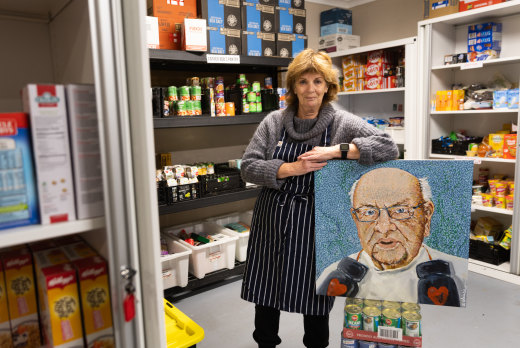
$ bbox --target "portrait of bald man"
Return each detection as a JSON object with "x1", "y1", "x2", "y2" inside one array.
[{"x1": 314, "y1": 163, "x2": 472, "y2": 307}]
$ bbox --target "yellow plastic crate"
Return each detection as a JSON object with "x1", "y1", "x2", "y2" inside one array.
[{"x1": 164, "y1": 299, "x2": 205, "y2": 348}]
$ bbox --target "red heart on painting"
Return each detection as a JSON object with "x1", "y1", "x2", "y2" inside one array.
[
  {"x1": 327, "y1": 278, "x2": 347, "y2": 296},
  {"x1": 427, "y1": 286, "x2": 449, "y2": 305}
]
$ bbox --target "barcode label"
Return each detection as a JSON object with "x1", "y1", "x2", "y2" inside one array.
[{"x1": 377, "y1": 326, "x2": 403, "y2": 341}]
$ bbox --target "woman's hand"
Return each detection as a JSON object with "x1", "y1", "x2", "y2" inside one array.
[
  {"x1": 276, "y1": 157, "x2": 327, "y2": 179},
  {"x1": 298, "y1": 144, "x2": 361, "y2": 161}
]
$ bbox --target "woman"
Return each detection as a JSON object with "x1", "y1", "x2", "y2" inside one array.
[{"x1": 240, "y1": 48, "x2": 398, "y2": 348}]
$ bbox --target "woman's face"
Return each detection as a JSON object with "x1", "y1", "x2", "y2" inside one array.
[{"x1": 293, "y1": 72, "x2": 328, "y2": 110}]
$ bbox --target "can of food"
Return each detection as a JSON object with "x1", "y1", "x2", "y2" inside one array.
[
  {"x1": 249, "y1": 101, "x2": 257, "y2": 113},
  {"x1": 175, "y1": 100, "x2": 187, "y2": 116},
  {"x1": 167, "y1": 86, "x2": 178, "y2": 101},
  {"x1": 243, "y1": 99, "x2": 250, "y2": 114},
  {"x1": 179, "y1": 86, "x2": 190, "y2": 101},
  {"x1": 401, "y1": 302, "x2": 420, "y2": 313},
  {"x1": 185, "y1": 100, "x2": 195, "y2": 115},
  {"x1": 247, "y1": 91, "x2": 257, "y2": 103},
  {"x1": 193, "y1": 100, "x2": 202, "y2": 115},
  {"x1": 382, "y1": 301, "x2": 401, "y2": 312},
  {"x1": 357, "y1": 341, "x2": 377, "y2": 348},
  {"x1": 402, "y1": 310, "x2": 421, "y2": 337},
  {"x1": 345, "y1": 297, "x2": 364, "y2": 307},
  {"x1": 256, "y1": 101, "x2": 262, "y2": 112},
  {"x1": 377, "y1": 344, "x2": 397, "y2": 348},
  {"x1": 381, "y1": 308, "x2": 401, "y2": 328},
  {"x1": 252, "y1": 81, "x2": 261, "y2": 92},
  {"x1": 225, "y1": 102, "x2": 235, "y2": 116},
  {"x1": 238, "y1": 74, "x2": 247, "y2": 84},
  {"x1": 340, "y1": 338, "x2": 358, "y2": 348},
  {"x1": 215, "y1": 94, "x2": 225, "y2": 104},
  {"x1": 216, "y1": 102, "x2": 226, "y2": 116},
  {"x1": 363, "y1": 299, "x2": 382, "y2": 309},
  {"x1": 344, "y1": 304, "x2": 362, "y2": 329},
  {"x1": 256, "y1": 91, "x2": 262, "y2": 103},
  {"x1": 361, "y1": 306, "x2": 380, "y2": 332},
  {"x1": 216, "y1": 76, "x2": 225, "y2": 93},
  {"x1": 190, "y1": 76, "x2": 200, "y2": 86},
  {"x1": 190, "y1": 85, "x2": 202, "y2": 101},
  {"x1": 265, "y1": 76, "x2": 273, "y2": 89}
]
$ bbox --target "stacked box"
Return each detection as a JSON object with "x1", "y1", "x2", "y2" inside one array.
[
  {"x1": 22, "y1": 84, "x2": 77, "y2": 224},
  {"x1": 0, "y1": 113, "x2": 40, "y2": 230},
  {"x1": 290, "y1": 7, "x2": 306, "y2": 35},
  {"x1": 318, "y1": 34, "x2": 360, "y2": 53},
  {"x1": 342, "y1": 55, "x2": 364, "y2": 92},
  {"x1": 200, "y1": 0, "x2": 242, "y2": 29},
  {"x1": 467, "y1": 22, "x2": 502, "y2": 61},
  {"x1": 276, "y1": 33, "x2": 294, "y2": 58},
  {"x1": 208, "y1": 27, "x2": 242, "y2": 54},
  {"x1": 364, "y1": 50, "x2": 389, "y2": 90},
  {"x1": 183, "y1": 18, "x2": 208, "y2": 52},
  {"x1": 65, "y1": 84, "x2": 104, "y2": 220},
  {"x1": 241, "y1": 1, "x2": 262, "y2": 32},
  {"x1": 1, "y1": 249, "x2": 41, "y2": 348},
  {"x1": 151, "y1": 0, "x2": 197, "y2": 50},
  {"x1": 460, "y1": 0, "x2": 505, "y2": 12},
  {"x1": 275, "y1": 6, "x2": 293, "y2": 33},
  {"x1": 242, "y1": 31, "x2": 276, "y2": 56},
  {"x1": 320, "y1": 8, "x2": 352, "y2": 36},
  {"x1": 291, "y1": 0, "x2": 304, "y2": 8},
  {"x1": 61, "y1": 242, "x2": 97, "y2": 262},
  {"x1": 0, "y1": 261, "x2": 13, "y2": 348},
  {"x1": 508, "y1": 88, "x2": 519, "y2": 109},
  {"x1": 423, "y1": 0, "x2": 459, "y2": 19},
  {"x1": 73, "y1": 256, "x2": 114, "y2": 348},
  {"x1": 503, "y1": 134, "x2": 517, "y2": 159}
]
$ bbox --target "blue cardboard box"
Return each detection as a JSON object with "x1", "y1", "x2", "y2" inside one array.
[
  {"x1": 320, "y1": 23, "x2": 352, "y2": 36},
  {"x1": 508, "y1": 89, "x2": 519, "y2": 109},
  {"x1": 276, "y1": 33, "x2": 306, "y2": 57},
  {"x1": 293, "y1": 34, "x2": 307, "y2": 57},
  {"x1": 0, "y1": 112, "x2": 40, "y2": 229},
  {"x1": 242, "y1": 1, "x2": 261, "y2": 32},
  {"x1": 467, "y1": 22, "x2": 502, "y2": 57},
  {"x1": 276, "y1": 6, "x2": 293, "y2": 33},
  {"x1": 242, "y1": 31, "x2": 276, "y2": 56},
  {"x1": 207, "y1": 27, "x2": 242, "y2": 54},
  {"x1": 200, "y1": 0, "x2": 242, "y2": 29},
  {"x1": 291, "y1": 7, "x2": 306, "y2": 34},
  {"x1": 320, "y1": 8, "x2": 352, "y2": 26},
  {"x1": 277, "y1": 0, "x2": 291, "y2": 7}
]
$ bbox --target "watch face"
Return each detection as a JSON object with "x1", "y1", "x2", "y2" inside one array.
[{"x1": 340, "y1": 143, "x2": 350, "y2": 152}]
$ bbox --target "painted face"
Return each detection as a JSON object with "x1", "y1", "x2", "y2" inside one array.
[
  {"x1": 351, "y1": 168, "x2": 435, "y2": 270},
  {"x1": 293, "y1": 72, "x2": 328, "y2": 110}
]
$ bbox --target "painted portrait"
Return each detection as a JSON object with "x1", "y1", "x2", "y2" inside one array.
[{"x1": 314, "y1": 160, "x2": 473, "y2": 307}]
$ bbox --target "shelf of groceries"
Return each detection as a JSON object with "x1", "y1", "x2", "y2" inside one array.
[
  {"x1": 429, "y1": 153, "x2": 516, "y2": 163},
  {"x1": 431, "y1": 109, "x2": 519, "y2": 115},
  {"x1": 153, "y1": 112, "x2": 269, "y2": 128},
  {"x1": 472, "y1": 204, "x2": 513, "y2": 215},
  {"x1": 431, "y1": 55, "x2": 520, "y2": 70},
  {"x1": 337, "y1": 87, "x2": 405, "y2": 96}
]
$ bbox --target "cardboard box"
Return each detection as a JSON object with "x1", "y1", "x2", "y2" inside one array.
[
  {"x1": 503, "y1": 134, "x2": 517, "y2": 159},
  {"x1": 277, "y1": 0, "x2": 291, "y2": 7},
  {"x1": 290, "y1": 8, "x2": 306, "y2": 35},
  {"x1": 467, "y1": 22, "x2": 502, "y2": 60},
  {"x1": 424, "y1": 0, "x2": 459, "y2": 19},
  {"x1": 0, "y1": 113, "x2": 40, "y2": 230},
  {"x1": 200, "y1": 0, "x2": 242, "y2": 29},
  {"x1": 318, "y1": 34, "x2": 360, "y2": 53},
  {"x1": 275, "y1": 6, "x2": 292, "y2": 33},
  {"x1": 38, "y1": 264, "x2": 83, "y2": 348},
  {"x1": 320, "y1": 23, "x2": 352, "y2": 36},
  {"x1": 73, "y1": 256, "x2": 114, "y2": 348},
  {"x1": 207, "y1": 27, "x2": 242, "y2": 54},
  {"x1": 22, "y1": 84, "x2": 77, "y2": 224},
  {"x1": 146, "y1": 16, "x2": 160, "y2": 49},
  {"x1": 508, "y1": 88, "x2": 519, "y2": 109},
  {"x1": 242, "y1": 1, "x2": 261, "y2": 32},
  {"x1": 276, "y1": 33, "x2": 294, "y2": 58},
  {"x1": 152, "y1": 0, "x2": 197, "y2": 50},
  {"x1": 61, "y1": 242, "x2": 97, "y2": 262},
  {"x1": 320, "y1": 8, "x2": 352, "y2": 26},
  {"x1": 493, "y1": 90, "x2": 508, "y2": 109},
  {"x1": 489, "y1": 133, "x2": 505, "y2": 158},
  {"x1": 293, "y1": 34, "x2": 307, "y2": 57},
  {"x1": 260, "y1": 4, "x2": 276, "y2": 32},
  {"x1": 183, "y1": 18, "x2": 208, "y2": 51},
  {"x1": 292, "y1": 0, "x2": 305, "y2": 9},
  {"x1": 460, "y1": 0, "x2": 505, "y2": 11},
  {"x1": 65, "y1": 84, "x2": 104, "y2": 220},
  {"x1": 0, "y1": 261, "x2": 14, "y2": 348},
  {"x1": 1, "y1": 249, "x2": 41, "y2": 347},
  {"x1": 242, "y1": 31, "x2": 276, "y2": 56}
]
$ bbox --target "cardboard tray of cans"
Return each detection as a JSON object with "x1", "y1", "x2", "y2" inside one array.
[
  {"x1": 342, "y1": 328, "x2": 422, "y2": 347},
  {"x1": 469, "y1": 238, "x2": 510, "y2": 265}
]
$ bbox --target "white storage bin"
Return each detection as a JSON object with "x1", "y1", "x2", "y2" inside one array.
[
  {"x1": 160, "y1": 235, "x2": 192, "y2": 289},
  {"x1": 163, "y1": 221, "x2": 238, "y2": 279},
  {"x1": 206, "y1": 210, "x2": 252, "y2": 262},
  {"x1": 385, "y1": 126, "x2": 405, "y2": 145}
]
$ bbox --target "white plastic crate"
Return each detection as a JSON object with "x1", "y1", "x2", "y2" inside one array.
[
  {"x1": 206, "y1": 211, "x2": 252, "y2": 262},
  {"x1": 163, "y1": 221, "x2": 238, "y2": 279},
  {"x1": 160, "y1": 235, "x2": 192, "y2": 289}
]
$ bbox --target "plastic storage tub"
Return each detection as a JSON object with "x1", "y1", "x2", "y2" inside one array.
[
  {"x1": 163, "y1": 221, "x2": 238, "y2": 279},
  {"x1": 161, "y1": 235, "x2": 192, "y2": 289},
  {"x1": 164, "y1": 299, "x2": 204, "y2": 348},
  {"x1": 206, "y1": 210, "x2": 252, "y2": 262}
]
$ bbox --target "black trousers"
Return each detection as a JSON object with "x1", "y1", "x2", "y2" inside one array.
[{"x1": 253, "y1": 305, "x2": 330, "y2": 348}]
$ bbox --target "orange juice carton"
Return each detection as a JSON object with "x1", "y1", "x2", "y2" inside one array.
[
  {"x1": 61, "y1": 242, "x2": 97, "y2": 262},
  {"x1": 0, "y1": 261, "x2": 14, "y2": 348},
  {"x1": 488, "y1": 133, "x2": 505, "y2": 158},
  {"x1": 503, "y1": 134, "x2": 517, "y2": 159},
  {"x1": 1, "y1": 249, "x2": 41, "y2": 347},
  {"x1": 22, "y1": 84, "x2": 76, "y2": 224},
  {"x1": 38, "y1": 264, "x2": 83, "y2": 347},
  {"x1": 73, "y1": 256, "x2": 114, "y2": 347}
]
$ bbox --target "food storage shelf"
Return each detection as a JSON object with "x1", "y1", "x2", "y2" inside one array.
[
  {"x1": 205, "y1": 211, "x2": 253, "y2": 262},
  {"x1": 161, "y1": 236, "x2": 192, "y2": 289}
]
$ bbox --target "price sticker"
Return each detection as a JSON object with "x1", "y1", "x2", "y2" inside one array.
[
  {"x1": 206, "y1": 54, "x2": 240, "y2": 64},
  {"x1": 460, "y1": 61, "x2": 483, "y2": 70}
]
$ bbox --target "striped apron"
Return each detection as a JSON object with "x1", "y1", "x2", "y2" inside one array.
[{"x1": 241, "y1": 124, "x2": 335, "y2": 316}]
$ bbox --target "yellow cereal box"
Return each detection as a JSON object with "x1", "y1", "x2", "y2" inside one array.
[
  {"x1": 343, "y1": 79, "x2": 356, "y2": 92},
  {"x1": 39, "y1": 264, "x2": 83, "y2": 347},
  {"x1": 61, "y1": 242, "x2": 97, "y2": 262},
  {"x1": 0, "y1": 261, "x2": 14, "y2": 348},
  {"x1": 1, "y1": 249, "x2": 41, "y2": 348},
  {"x1": 74, "y1": 256, "x2": 114, "y2": 347},
  {"x1": 489, "y1": 133, "x2": 505, "y2": 158}
]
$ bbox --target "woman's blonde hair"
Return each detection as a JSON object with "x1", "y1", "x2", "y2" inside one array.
[{"x1": 285, "y1": 49, "x2": 339, "y2": 107}]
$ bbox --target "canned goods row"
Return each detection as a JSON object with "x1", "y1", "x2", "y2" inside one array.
[
  {"x1": 172, "y1": 100, "x2": 202, "y2": 116},
  {"x1": 341, "y1": 338, "x2": 411, "y2": 348},
  {"x1": 215, "y1": 102, "x2": 235, "y2": 116}
]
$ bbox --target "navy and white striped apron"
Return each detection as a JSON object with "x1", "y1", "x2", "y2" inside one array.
[{"x1": 241, "y1": 124, "x2": 335, "y2": 316}]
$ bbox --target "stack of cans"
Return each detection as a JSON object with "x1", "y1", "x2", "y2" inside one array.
[{"x1": 215, "y1": 76, "x2": 226, "y2": 116}]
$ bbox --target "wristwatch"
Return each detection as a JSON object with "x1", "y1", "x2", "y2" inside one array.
[{"x1": 340, "y1": 143, "x2": 350, "y2": 160}]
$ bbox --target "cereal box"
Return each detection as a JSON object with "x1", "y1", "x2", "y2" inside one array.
[
  {"x1": 1, "y1": 249, "x2": 41, "y2": 348},
  {"x1": 22, "y1": 84, "x2": 77, "y2": 224},
  {"x1": 0, "y1": 112, "x2": 40, "y2": 230},
  {"x1": 61, "y1": 242, "x2": 97, "y2": 262},
  {"x1": 38, "y1": 264, "x2": 83, "y2": 347},
  {"x1": 365, "y1": 76, "x2": 383, "y2": 90},
  {"x1": 488, "y1": 133, "x2": 505, "y2": 158},
  {"x1": 73, "y1": 256, "x2": 114, "y2": 348},
  {"x1": 503, "y1": 134, "x2": 517, "y2": 159},
  {"x1": 0, "y1": 261, "x2": 14, "y2": 348}
]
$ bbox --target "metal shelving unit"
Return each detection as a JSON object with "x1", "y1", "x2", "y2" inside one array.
[{"x1": 154, "y1": 112, "x2": 268, "y2": 128}]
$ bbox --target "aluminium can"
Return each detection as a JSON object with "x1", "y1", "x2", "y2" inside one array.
[
  {"x1": 401, "y1": 302, "x2": 421, "y2": 313},
  {"x1": 344, "y1": 304, "x2": 362, "y2": 329},
  {"x1": 357, "y1": 341, "x2": 377, "y2": 348},
  {"x1": 361, "y1": 306, "x2": 380, "y2": 332},
  {"x1": 179, "y1": 86, "x2": 190, "y2": 101},
  {"x1": 382, "y1": 301, "x2": 401, "y2": 312},
  {"x1": 363, "y1": 299, "x2": 382, "y2": 309},
  {"x1": 381, "y1": 308, "x2": 401, "y2": 328},
  {"x1": 345, "y1": 297, "x2": 364, "y2": 307},
  {"x1": 402, "y1": 311, "x2": 421, "y2": 337},
  {"x1": 377, "y1": 344, "x2": 397, "y2": 348},
  {"x1": 340, "y1": 338, "x2": 358, "y2": 348},
  {"x1": 167, "y1": 86, "x2": 178, "y2": 101}
]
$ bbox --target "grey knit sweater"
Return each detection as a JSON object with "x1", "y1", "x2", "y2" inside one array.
[{"x1": 241, "y1": 103, "x2": 399, "y2": 189}]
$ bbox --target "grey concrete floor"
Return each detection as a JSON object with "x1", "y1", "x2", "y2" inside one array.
[{"x1": 174, "y1": 271, "x2": 520, "y2": 347}]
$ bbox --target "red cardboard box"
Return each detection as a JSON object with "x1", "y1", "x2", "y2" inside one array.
[
  {"x1": 152, "y1": 0, "x2": 197, "y2": 50},
  {"x1": 503, "y1": 134, "x2": 517, "y2": 159},
  {"x1": 343, "y1": 328, "x2": 422, "y2": 347},
  {"x1": 460, "y1": 0, "x2": 505, "y2": 12}
]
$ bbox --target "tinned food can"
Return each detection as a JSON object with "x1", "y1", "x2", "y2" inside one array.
[
  {"x1": 190, "y1": 85, "x2": 202, "y2": 101},
  {"x1": 344, "y1": 304, "x2": 362, "y2": 329},
  {"x1": 382, "y1": 301, "x2": 401, "y2": 312},
  {"x1": 357, "y1": 341, "x2": 377, "y2": 348},
  {"x1": 340, "y1": 338, "x2": 358, "y2": 348},
  {"x1": 401, "y1": 302, "x2": 421, "y2": 313},
  {"x1": 381, "y1": 308, "x2": 401, "y2": 328},
  {"x1": 175, "y1": 100, "x2": 187, "y2": 116},
  {"x1": 402, "y1": 311, "x2": 421, "y2": 337},
  {"x1": 167, "y1": 86, "x2": 178, "y2": 101},
  {"x1": 179, "y1": 86, "x2": 190, "y2": 101},
  {"x1": 363, "y1": 299, "x2": 382, "y2": 309},
  {"x1": 361, "y1": 306, "x2": 380, "y2": 332},
  {"x1": 345, "y1": 297, "x2": 364, "y2": 307}
]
